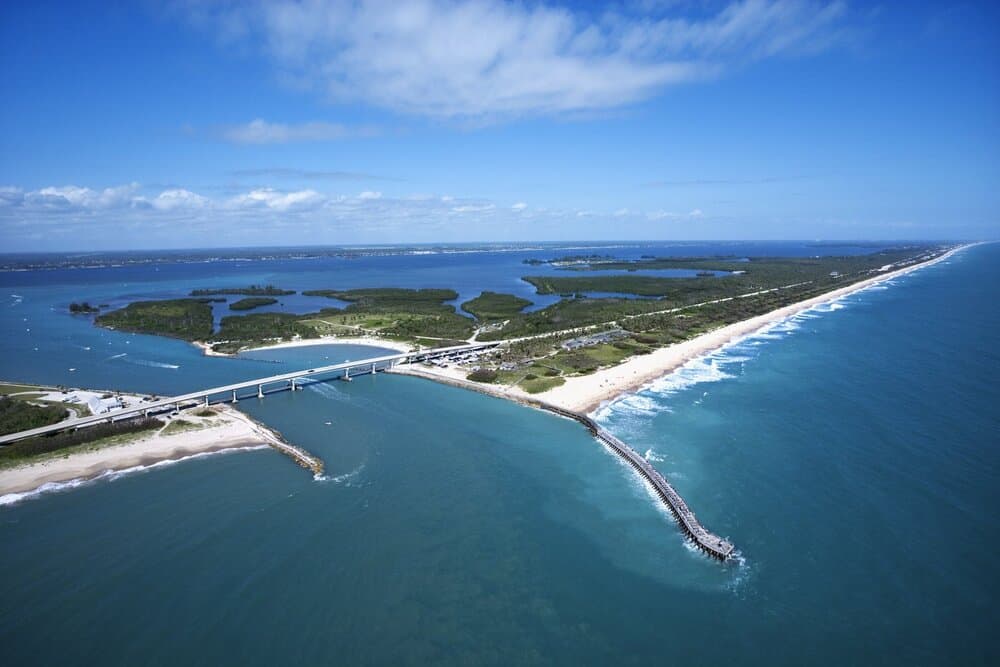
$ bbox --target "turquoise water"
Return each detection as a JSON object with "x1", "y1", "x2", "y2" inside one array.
[{"x1": 1, "y1": 243, "x2": 997, "y2": 664}]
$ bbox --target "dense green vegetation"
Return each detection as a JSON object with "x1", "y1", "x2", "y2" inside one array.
[
  {"x1": 0, "y1": 383, "x2": 46, "y2": 395},
  {"x1": 96, "y1": 299, "x2": 214, "y2": 341},
  {"x1": 0, "y1": 396, "x2": 67, "y2": 436},
  {"x1": 505, "y1": 248, "x2": 947, "y2": 339},
  {"x1": 213, "y1": 312, "x2": 318, "y2": 353},
  {"x1": 461, "y1": 291, "x2": 532, "y2": 320},
  {"x1": 192, "y1": 285, "x2": 294, "y2": 296},
  {"x1": 229, "y1": 297, "x2": 278, "y2": 311},
  {"x1": 303, "y1": 287, "x2": 458, "y2": 305},
  {"x1": 468, "y1": 368, "x2": 499, "y2": 383},
  {"x1": 303, "y1": 288, "x2": 475, "y2": 340},
  {"x1": 0, "y1": 417, "x2": 162, "y2": 464},
  {"x1": 69, "y1": 302, "x2": 99, "y2": 313},
  {"x1": 92, "y1": 246, "x2": 948, "y2": 378}
]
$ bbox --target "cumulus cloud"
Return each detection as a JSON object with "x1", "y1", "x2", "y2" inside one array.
[
  {"x1": 219, "y1": 118, "x2": 378, "y2": 144},
  {"x1": 226, "y1": 188, "x2": 325, "y2": 210},
  {"x1": 152, "y1": 189, "x2": 210, "y2": 211},
  {"x1": 181, "y1": 0, "x2": 849, "y2": 119},
  {"x1": 647, "y1": 208, "x2": 706, "y2": 220},
  {"x1": 0, "y1": 181, "x2": 710, "y2": 247},
  {"x1": 24, "y1": 183, "x2": 141, "y2": 210}
]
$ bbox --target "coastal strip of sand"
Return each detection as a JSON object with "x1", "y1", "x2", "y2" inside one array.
[
  {"x1": 404, "y1": 244, "x2": 974, "y2": 414},
  {"x1": 194, "y1": 335, "x2": 414, "y2": 358},
  {"x1": 0, "y1": 405, "x2": 280, "y2": 497}
]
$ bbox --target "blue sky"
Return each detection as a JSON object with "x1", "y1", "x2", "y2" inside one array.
[{"x1": 0, "y1": 0, "x2": 997, "y2": 250}]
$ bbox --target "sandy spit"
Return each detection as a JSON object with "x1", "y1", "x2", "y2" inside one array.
[
  {"x1": 194, "y1": 336, "x2": 414, "y2": 357},
  {"x1": 0, "y1": 406, "x2": 276, "y2": 497}
]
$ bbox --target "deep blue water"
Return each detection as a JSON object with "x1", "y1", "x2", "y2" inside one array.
[{"x1": 0, "y1": 242, "x2": 996, "y2": 665}]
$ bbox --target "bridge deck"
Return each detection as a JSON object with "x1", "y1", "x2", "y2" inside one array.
[{"x1": 0, "y1": 342, "x2": 497, "y2": 444}]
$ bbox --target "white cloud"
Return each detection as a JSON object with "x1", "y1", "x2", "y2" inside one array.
[
  {"x1": 219, "y1": 118, "x2": 377, "y2": 144},
  {"x1": 226, "y1": 188, "x2": 324, "y2": 211},
  {"x1": 0, "y1": 186, "x2": 24, "y2": 207},
  {"x1": 24, "y1": 183, "x2": 140, "y2": 210},
  {"x1": 184, "y1": 0, "x2": 849, "y2": 119},
  {"x1": 152, "y1": 189, "x2": 210, "y2": 211},
  {"x1": 451, "y1": 204, "x2": 496, "y2": 213},
  {"x1": 0, "y1": 181, "x2": 713, "y2": 247},
  {"x1": 647, "y1": 208, "x2": 705, "y2": 220}
]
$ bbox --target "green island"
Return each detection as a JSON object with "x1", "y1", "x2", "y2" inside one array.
[
  {"x1": 96, "y1": 298, "x2": 215, "y2": 341},
  {"x1": 69, "y1": 302, "x2": 100, "y2": 314},
  {"x1": 89, "y1": 246, "x2": 950, "y2": 393},
  {"x1": 191, "y1": 285, "x2": 295, "y2": 296},
  {"x1": 212, "y1": 312, "x2": 318, "y2": 353},
  {"x1": 229, "y1": 297, "x2": 279, "y2": 311},
  {"x1": 302, "y1": 288, "x2": 475, "y2": 342},
  {"x1": 461, "y1": 291, "x2": 533, "y2": 320}
]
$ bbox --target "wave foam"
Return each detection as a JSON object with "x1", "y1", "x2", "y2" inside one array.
[
  {"x1": 307, "y1": 381, "x2": 350, "y2": 402},
  {"x1": 318, "y1": 463, "x2": 366, "y2": 486},
  {"x1": 598, "y1": 285, "x2": 871, "y2": 422},
  {"x1": 0, "y1": 445, "x2": 267, "y2": 507}
]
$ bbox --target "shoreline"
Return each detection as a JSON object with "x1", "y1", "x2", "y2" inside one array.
[
  {"x1": 1, "y1": 244, "x2": 972, "y2": 501},
  {"x1": 407, "y1": 243, "x2": 973, "y2": 415},
  {"x1": 0, "y1": 405, "x2": 277, "y2": 499},
  {"x1": 193, "y1": 335, "x2": 414, "y2": 358}
]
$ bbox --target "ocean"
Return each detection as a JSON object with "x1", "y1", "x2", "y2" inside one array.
[{"x1": 0, "y1": 242, "x2": 996, "y2": 665}]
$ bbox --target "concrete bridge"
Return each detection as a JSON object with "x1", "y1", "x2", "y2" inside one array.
[{"x1": 0, "y1": 342, "x2": 499, "y2": 444}]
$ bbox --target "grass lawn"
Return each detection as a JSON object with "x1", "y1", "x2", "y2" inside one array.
[
  {"x1": 519, "y1": 376, "x2": 565, "y2": 393},
  {"x1": 0, "y1": 383, "x2": 45, "y2": 395}
]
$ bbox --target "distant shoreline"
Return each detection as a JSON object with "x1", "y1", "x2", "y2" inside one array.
[
  {"x1": 404, "y1": 243, "x2": 974, "y2": 415},
  {"x1": 0, "y1": 244, "x2": 973, "y2": 501}
]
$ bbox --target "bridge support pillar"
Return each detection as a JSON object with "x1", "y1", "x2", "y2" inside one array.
[
  {"x1": 290, "y1": 378, "x2": 297, "y2": 391},
  {"x1": 371, "y1": 363, "x2": 376, "y2": 374},
  {"x1": 257, "y1": 385, "x2": 264, "y2": 399},
  {"x1": 204, "y1": 396, "x2": 210, "y2": 408},
  {"x1": 232, "y1": 390, "x2": 238, "y2": 403},
  {"x1": 345, "y1": 367, "x2": 350, "y2": 379}
]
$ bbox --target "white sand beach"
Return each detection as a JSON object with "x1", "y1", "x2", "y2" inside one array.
[
  {"x1": 404, "y1": 244, "x2": 972, "y2": 414},
  {"x1": 195, "y1": 335, "x2": 414, "y2": 357},
  {"x1": 0, "y1": 406, "x2": 279, "y2": 496}
]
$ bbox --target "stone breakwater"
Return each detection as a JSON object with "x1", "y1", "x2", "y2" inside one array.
[
  {"x1": 389, "y1": 367, "x2": 735, "y2": 560},
  {"x1": 230, "y1": 410, "x2": 325, "y2": 477}
]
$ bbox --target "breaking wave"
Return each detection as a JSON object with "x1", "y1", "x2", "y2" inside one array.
[
  {"x1": 316, "y1": 463, "x2": 366, "y2": 487},
  {"x1": 594, "y1": 287, "x2": 877, "y2": 422},
  {"x1": 0, "y1": 445, "x2": 267, "y2": 507}
]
